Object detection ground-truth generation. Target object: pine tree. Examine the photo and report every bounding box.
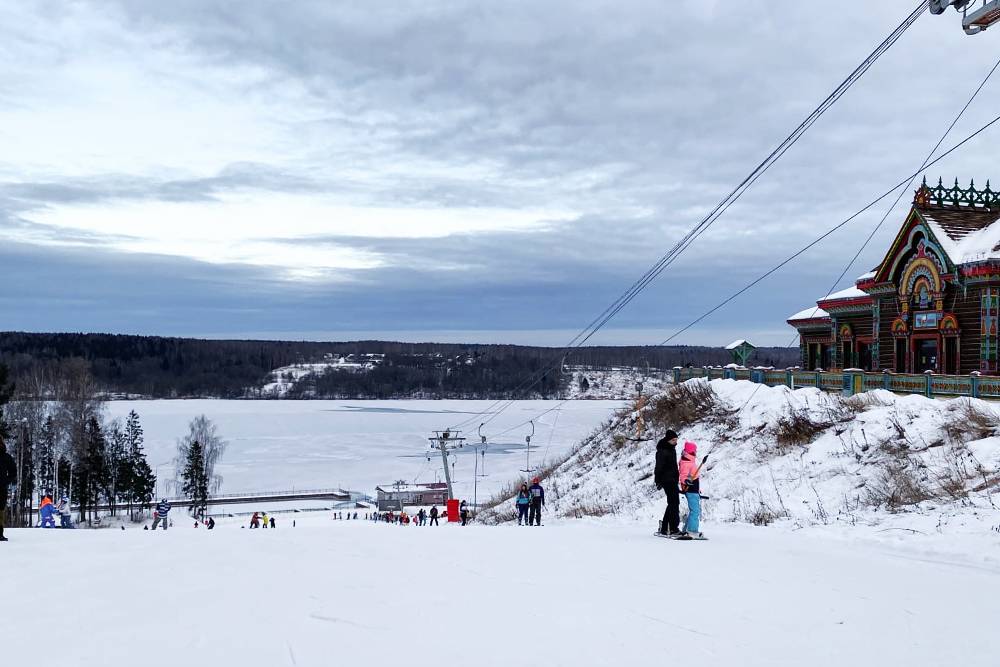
[36,415,56,497]
[56,454,72,500]
[180,440,209,518]
[74,416,109,524]
[14,426,34,527]
[124,411,155,520]
[105,420,127,517]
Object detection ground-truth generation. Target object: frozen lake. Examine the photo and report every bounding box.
[106,399,624,502]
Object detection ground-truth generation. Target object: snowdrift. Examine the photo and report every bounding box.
[482,378,1000,530]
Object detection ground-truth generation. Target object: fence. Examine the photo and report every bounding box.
[672,366,1000,399]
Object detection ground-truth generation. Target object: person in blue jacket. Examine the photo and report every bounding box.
[151,498,171,531]
[528,478,545,526]
[515,483,531,525]
[39,494,57,528]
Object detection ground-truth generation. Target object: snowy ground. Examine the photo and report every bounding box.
[104,399,623,501]
[4,515,1000,667]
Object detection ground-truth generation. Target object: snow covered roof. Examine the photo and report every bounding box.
[376,484,447,495]
[788,306,829,322]
[725,339,754,350]
[918,206,1000,265]
[856,270,877,281]
[818,286,869,302]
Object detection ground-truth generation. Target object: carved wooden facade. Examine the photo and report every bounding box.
[789,178,1000,374]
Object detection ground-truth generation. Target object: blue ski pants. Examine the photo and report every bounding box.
[684,492,701,534]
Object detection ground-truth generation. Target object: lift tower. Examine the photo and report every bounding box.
[930,0,1000,34]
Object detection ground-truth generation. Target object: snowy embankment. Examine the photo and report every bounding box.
[5,516,1000,667]
[482,378,1000,534]
[563,366,671,399]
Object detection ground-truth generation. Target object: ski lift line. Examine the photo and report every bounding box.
[540,401,564,466]
[556,0,930,353]
[723,54,1000,421]
[656,109,1000,348]
[448,2,927,433]
[793,52,1000,327]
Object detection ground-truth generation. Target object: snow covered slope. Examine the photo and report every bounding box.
[5,516,1000,667]
[261,356,381,397]
[483,379,1000,532]
[563,366,671,399]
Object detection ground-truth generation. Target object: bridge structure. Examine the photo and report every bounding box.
[33,487,371,515]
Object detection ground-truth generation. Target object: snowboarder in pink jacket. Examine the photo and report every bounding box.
[677,442,702,537]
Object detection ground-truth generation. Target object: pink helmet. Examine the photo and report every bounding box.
[683,441,697,455]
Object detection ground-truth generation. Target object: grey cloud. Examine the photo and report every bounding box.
[3,1,998,343]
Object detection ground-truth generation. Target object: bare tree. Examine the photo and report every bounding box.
[174,415,227,497]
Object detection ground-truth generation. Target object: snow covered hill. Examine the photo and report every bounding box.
[562,365,671,399]
[481,378,1000,532]
[261,355,383,397]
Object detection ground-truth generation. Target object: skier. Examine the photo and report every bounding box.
[459,500,469,526]
[269,516,276,529]
[528,477,545,526]
[429,505,439,526]
[515,483,531,525]
[57,496,73,528]
[262,512,269,528]
[39,494,57,528]
[151,498,171,531]
[207,517,216,530]
[677,441,704,540]
[654,430,681,536]
[0,435,16,542]
[250,512,260,529]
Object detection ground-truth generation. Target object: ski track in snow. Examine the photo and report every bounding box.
[5,517,1000,667]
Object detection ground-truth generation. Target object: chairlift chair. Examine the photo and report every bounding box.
[930,0,1000,34]
[520,420,536,474]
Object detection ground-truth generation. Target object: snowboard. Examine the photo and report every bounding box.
[653,532,708,541]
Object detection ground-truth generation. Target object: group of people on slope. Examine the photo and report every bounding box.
[654,429,705,540]
[375,505,441,525]
[249,511,275,529]
[373,500,474,526]
[37,493,74,528]
[514,478,545,526]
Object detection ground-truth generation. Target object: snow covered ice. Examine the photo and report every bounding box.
[5,515,1000,667]
[103,399,623,499]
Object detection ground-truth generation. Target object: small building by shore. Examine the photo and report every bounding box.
[375,482,448,511]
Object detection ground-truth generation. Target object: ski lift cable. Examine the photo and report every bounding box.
[566,0,929,346]
[481,100,1000,456]
[448,1,928,433]
[724,54,1000,420]
[657,54,1000,349]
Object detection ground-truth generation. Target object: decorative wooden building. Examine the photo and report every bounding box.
[789,178,1000,375]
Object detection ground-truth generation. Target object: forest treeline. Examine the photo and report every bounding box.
[0,331,799,399]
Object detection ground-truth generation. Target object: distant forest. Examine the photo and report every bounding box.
[0,332,799,399]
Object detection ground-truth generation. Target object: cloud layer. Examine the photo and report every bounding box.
[2,1,999,345]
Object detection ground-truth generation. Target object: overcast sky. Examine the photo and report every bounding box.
[2,1,999,346]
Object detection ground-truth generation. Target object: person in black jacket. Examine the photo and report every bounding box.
[0,435,17,542]
[654,430,681,536]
